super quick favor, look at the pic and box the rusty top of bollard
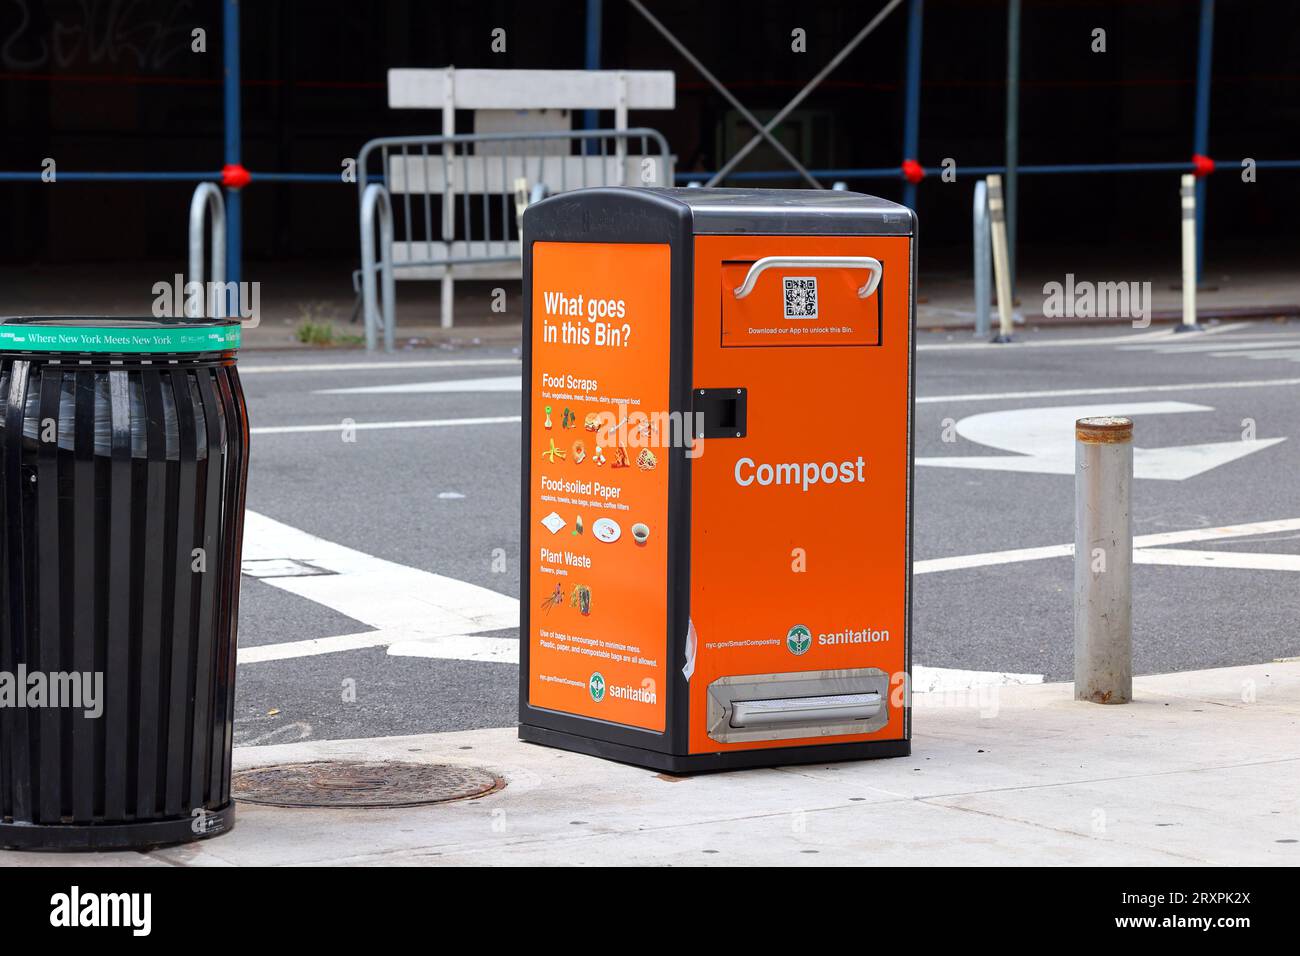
[1076,416,1133,443]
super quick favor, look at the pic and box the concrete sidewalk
[5,661,1299,866]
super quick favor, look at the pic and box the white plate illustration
[591,518,621,543]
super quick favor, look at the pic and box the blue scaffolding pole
[1193,0,1215,281]
[224,0,242,291]
[676,159,1300,184]
[901,0,924,210]
[584,0,603,139]
[1005,0,1021,292]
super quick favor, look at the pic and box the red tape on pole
[221,163,251,189]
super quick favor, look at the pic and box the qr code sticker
[783,276,818,319]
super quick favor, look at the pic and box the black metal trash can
[0,317,249,849]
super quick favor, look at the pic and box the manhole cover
[233,761,503,808]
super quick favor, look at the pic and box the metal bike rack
[188,182,227,318]
[360,183,396,353]
[355,127,672,341]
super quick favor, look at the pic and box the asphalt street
[233,321,1300,746]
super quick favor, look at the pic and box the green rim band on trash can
[0,321,241,354]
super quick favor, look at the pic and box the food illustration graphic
[611,446,630,469]
[544,405,553,429]
[591,446,607,466]
[631,522,650,545]
[583,412,601,432]
[570,584,592,615]
[541,438,566,463]
[571,439,586,463]
[636,448,657,471]
[541,583,564,612]
[592,518,621,543]
[561,407,576,429]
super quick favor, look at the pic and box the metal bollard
[986,174,1015,343]
[973,179,992,339]
[1176,173,1201,332]
[1074,416,1133,704]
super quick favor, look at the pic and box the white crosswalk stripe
[1119,332,1300,363]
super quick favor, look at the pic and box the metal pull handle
[732,256,884,300]
[730,692,882,729]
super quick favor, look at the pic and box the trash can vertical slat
[2,361,34,822]
[190,368,224,808]
[72,368,98,822]
[135,368,168,820]
[206,367,232,802]
[1,360,34,822]
[213,365,249,805]
[36,368,62,823]
[165,369,198,815]
[103,368,133,821]
[0,361,11,822]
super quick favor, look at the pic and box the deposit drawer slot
[707,668,891,744]
[731,692,882,728]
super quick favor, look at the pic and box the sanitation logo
[786,624,812,656]
[588,672,607,702]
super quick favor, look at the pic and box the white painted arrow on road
[917,401,1285,481]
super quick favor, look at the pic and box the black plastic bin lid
[0,316,241,355]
